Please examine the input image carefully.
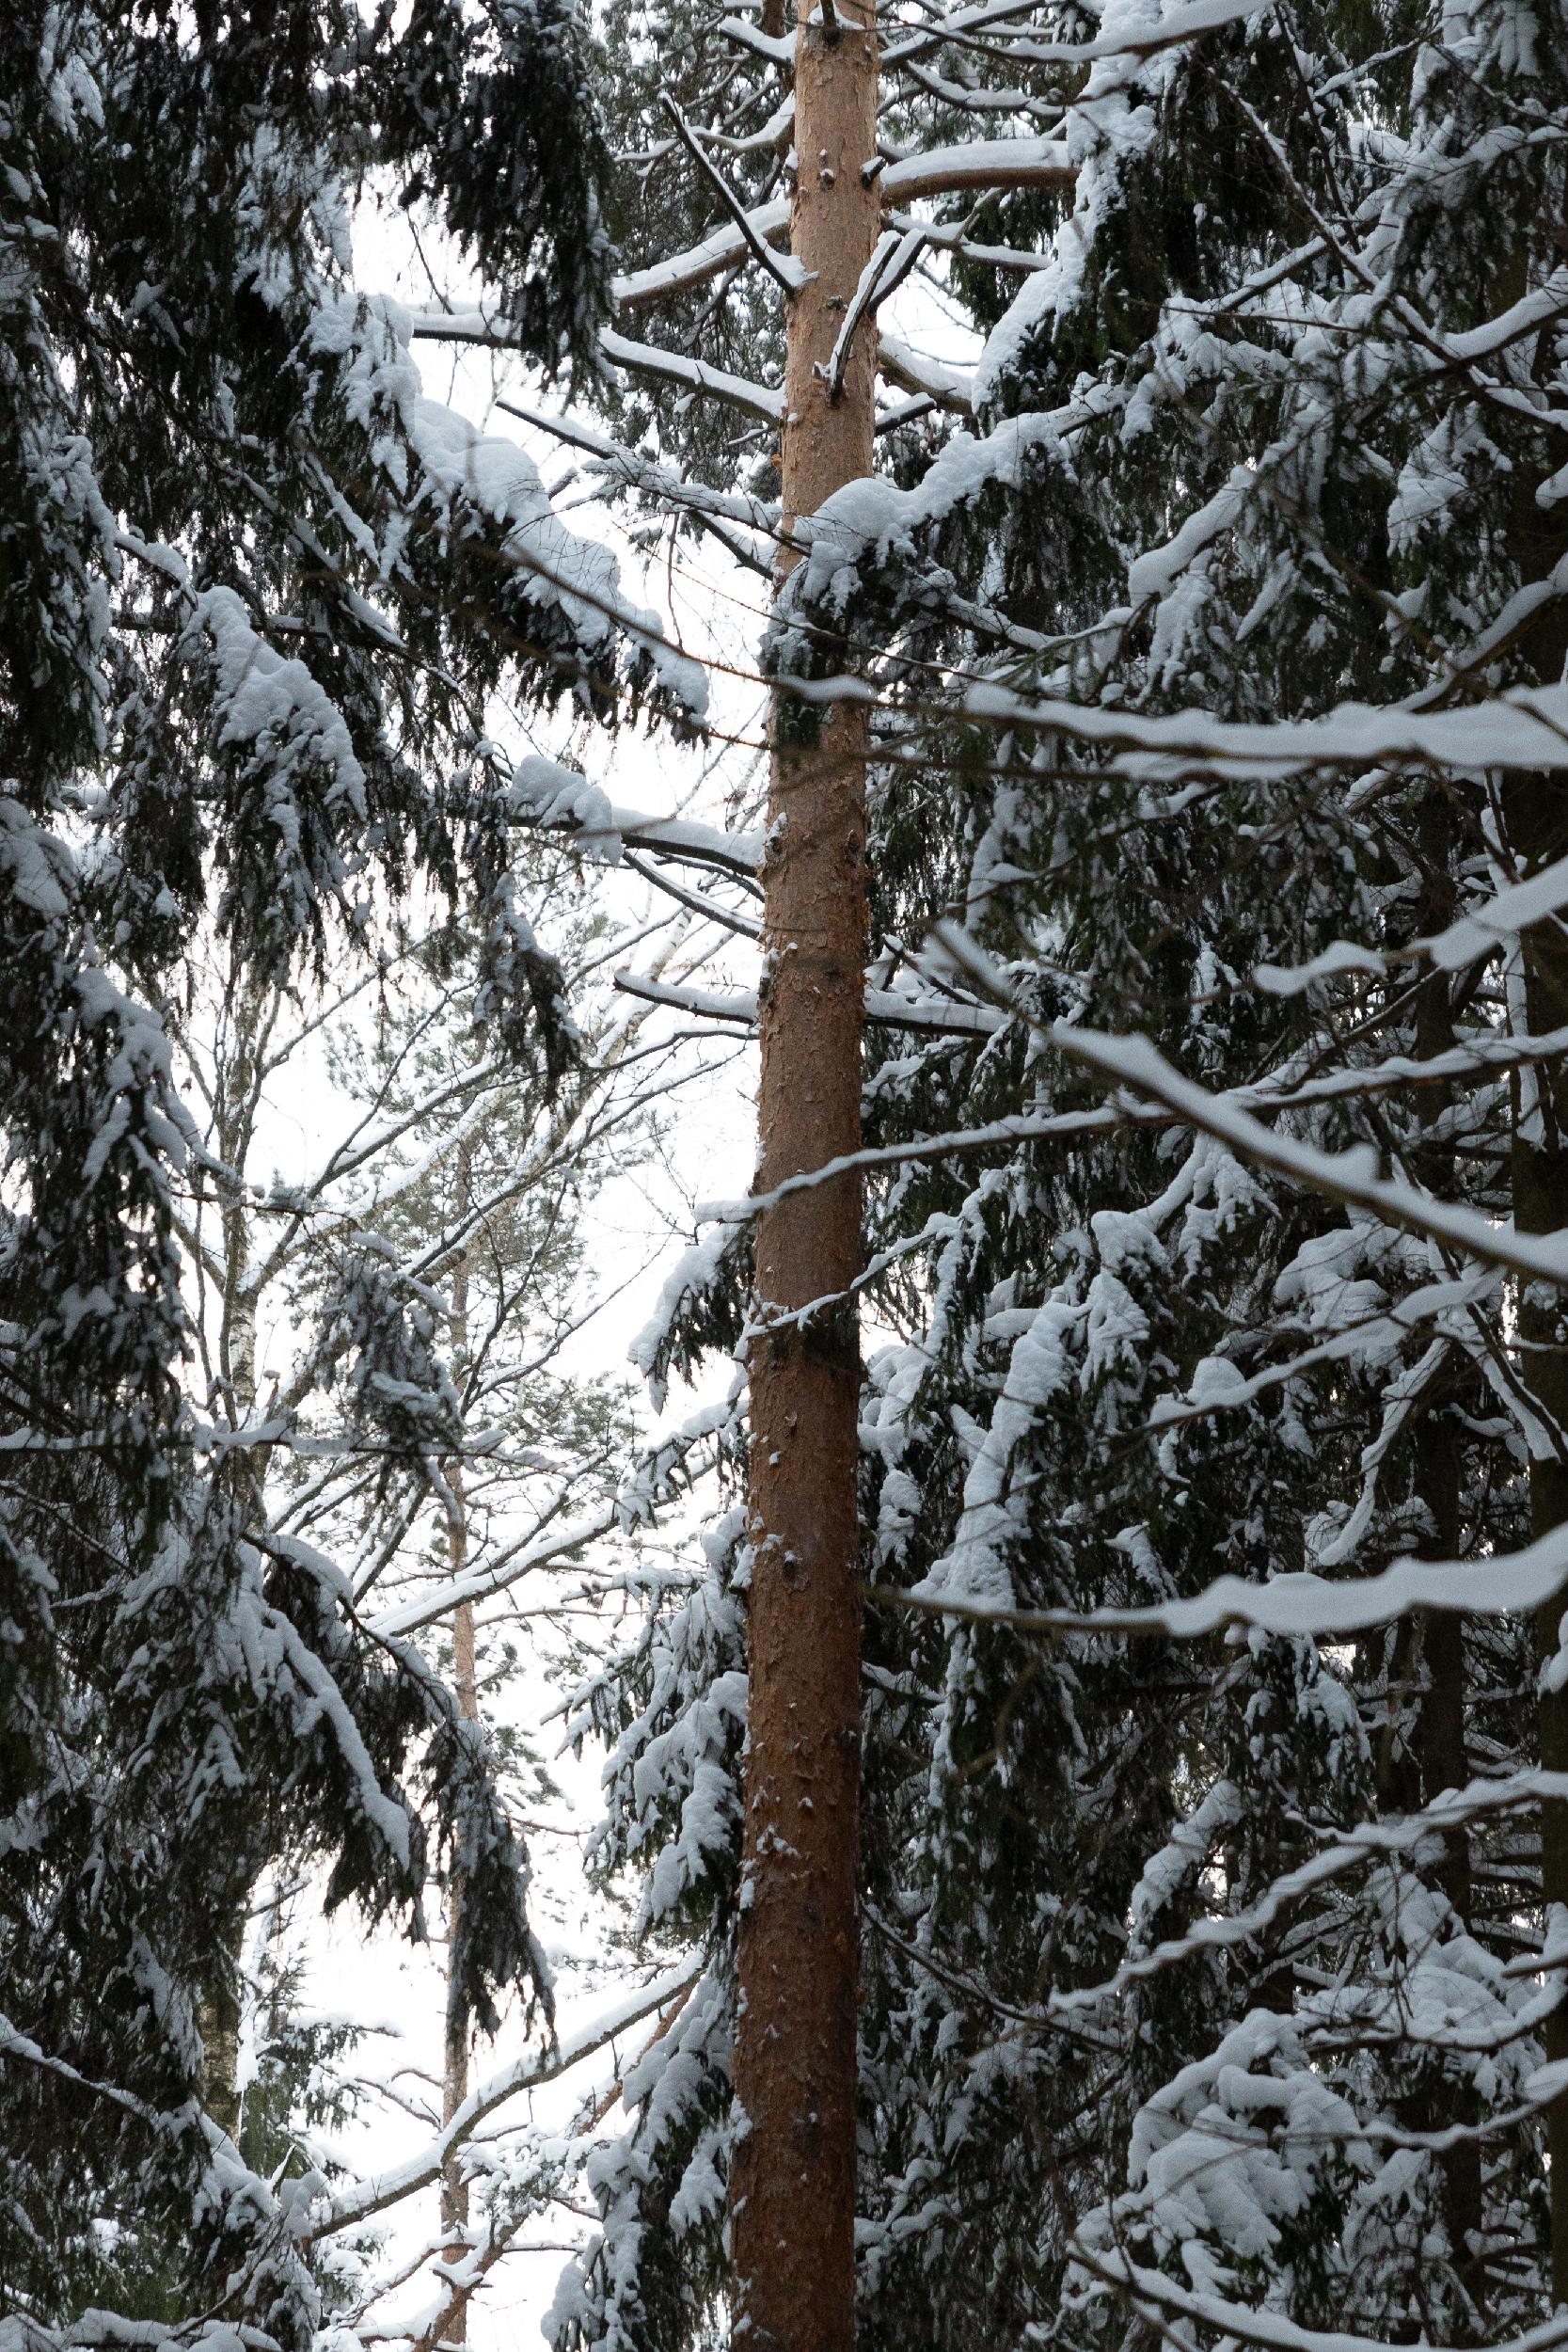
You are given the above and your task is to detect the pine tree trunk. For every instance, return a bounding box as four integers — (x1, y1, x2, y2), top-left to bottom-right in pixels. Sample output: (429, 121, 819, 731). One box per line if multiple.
(731, 7, 879, 2346)
(441, 1142, 478, 2340)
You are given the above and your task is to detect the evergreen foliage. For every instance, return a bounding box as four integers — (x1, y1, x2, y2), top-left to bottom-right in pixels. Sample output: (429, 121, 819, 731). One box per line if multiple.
(0, 2, 694, 2338)
(15, 0, 1568, 2344)
(521, 3, 1568, 2346)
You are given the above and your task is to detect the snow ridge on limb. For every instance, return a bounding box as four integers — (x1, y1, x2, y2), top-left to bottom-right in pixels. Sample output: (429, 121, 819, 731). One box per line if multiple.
(1052, 1023, 1568, 1288)
(882, 1518, 1568, 1643)
(310, 1958, 702, 2236)
(506, 753, 760, 874)
(609, 137, 1073, 310)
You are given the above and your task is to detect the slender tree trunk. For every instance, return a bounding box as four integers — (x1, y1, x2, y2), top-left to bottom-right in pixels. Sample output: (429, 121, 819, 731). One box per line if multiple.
(201, 967, 270, 2143)
(731, 7, 879, 2346)
(1407, 794, 1484, 2304)
(441, 1142, 479, 2339)
(1412, 799, 1469, 1922)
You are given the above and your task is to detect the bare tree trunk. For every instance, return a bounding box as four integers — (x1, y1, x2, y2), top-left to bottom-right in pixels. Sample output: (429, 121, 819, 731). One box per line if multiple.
(201, 965, 271, 2143)
(730, 7, 879, 2348)
(441, 1140, 479, 2340)
(1406, 794, 1483, 2304)
(1412, 802, 1468, 1919)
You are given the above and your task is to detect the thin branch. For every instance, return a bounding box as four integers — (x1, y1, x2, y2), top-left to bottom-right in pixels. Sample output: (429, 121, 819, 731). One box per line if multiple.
(659, 91, 805, 298)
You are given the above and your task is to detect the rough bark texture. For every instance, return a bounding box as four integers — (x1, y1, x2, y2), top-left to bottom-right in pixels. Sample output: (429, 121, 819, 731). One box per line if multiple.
(731, 7, 879, 2347)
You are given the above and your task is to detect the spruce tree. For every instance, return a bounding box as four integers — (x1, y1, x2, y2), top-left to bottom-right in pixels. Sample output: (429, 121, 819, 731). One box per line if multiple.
(0, 0, 703, 2338)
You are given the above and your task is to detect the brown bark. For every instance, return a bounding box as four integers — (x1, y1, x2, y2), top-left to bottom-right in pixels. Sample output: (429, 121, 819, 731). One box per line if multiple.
(730, 7, 879, 2347)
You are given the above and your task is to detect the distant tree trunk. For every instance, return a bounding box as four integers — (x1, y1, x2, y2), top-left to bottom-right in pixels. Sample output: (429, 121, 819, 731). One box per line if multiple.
(201, 967, 271, 2143)
(441, 1140, 479, 2339)
(730, 7, 879, 2348)
(1409, 791, 1482, 2302)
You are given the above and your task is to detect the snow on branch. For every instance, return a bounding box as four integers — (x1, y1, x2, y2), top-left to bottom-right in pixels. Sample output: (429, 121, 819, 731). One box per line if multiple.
(610, 138, 1071, 310)
(368, 1406, 724, 1636)
(308, 1959, 702, 2236)
(1051, 1024, 1568, 1290)
(601, 328, 784, 422)
(1042, 1766, 1568, 2028)
(959, 673, 1568, 777)
(881, 0, 1271, 71)
(614, 969, 1006, 1035)
(875, 1514, 1568, 1644)
(1069, 2241, 1568, 2352)
(504, 753, 763, 875)
(658, 92, 805, 300)
(493, 392, 784, 560)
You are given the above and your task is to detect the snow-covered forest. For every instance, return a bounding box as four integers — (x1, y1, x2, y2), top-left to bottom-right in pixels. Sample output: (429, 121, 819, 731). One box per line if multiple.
(8, 2, 1568, 2348)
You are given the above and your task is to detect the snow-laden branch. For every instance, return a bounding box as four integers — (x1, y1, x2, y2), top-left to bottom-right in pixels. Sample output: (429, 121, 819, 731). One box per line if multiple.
(1070, 2240, 1568, 2352)
(506, 754, 763, 876)
(716, 10, 793, 64)
(307, 1958, 702, 2235)
(873, 1512, 1568, 1644)
(959, 663, 1568, 776)
(876, 331, 974, 413)
(610, 137, 1070, 310)
(601, 327, 783, 422)
(367, 1400, 727, 1635)
(659, 91, 805, 299)
(685, 1017, 1568, 1231)
(366, 1501, 625, 1637)
(881, 0, 1270, 71)
(1042, 1765, 1568, 2028)
(495, 393, 784, 554)
(614, 969, 1006, 1035)
(1052, 1024, 1568, 1289)
(828, 228, 928, 401)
